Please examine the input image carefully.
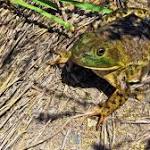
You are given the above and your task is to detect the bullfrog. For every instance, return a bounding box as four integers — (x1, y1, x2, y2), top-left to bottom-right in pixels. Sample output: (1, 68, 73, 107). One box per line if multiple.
(56, 8, 150, 129)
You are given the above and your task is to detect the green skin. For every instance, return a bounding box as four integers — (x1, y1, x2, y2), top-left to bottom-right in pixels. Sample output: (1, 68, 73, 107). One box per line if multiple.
(69, 12, 150, 126)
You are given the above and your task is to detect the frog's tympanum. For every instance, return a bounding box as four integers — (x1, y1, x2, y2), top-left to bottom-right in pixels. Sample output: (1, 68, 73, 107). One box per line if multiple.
(58, 8, 150, 128)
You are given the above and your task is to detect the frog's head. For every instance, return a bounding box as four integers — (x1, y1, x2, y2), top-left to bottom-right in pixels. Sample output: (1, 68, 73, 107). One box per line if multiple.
(71, 32, 126, 71)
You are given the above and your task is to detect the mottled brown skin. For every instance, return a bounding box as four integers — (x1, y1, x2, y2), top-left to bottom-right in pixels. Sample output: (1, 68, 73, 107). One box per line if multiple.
(69, 9, 150, 128)
(55, 8, 150, 128)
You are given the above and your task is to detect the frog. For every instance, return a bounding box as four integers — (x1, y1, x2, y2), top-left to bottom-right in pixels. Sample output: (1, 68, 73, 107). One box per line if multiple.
(55, 7, 150, 129)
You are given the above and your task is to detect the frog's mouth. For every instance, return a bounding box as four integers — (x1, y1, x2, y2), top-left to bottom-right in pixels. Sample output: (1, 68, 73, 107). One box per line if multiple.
(81, 65, 121, 71)
(72, 55, 121, 71)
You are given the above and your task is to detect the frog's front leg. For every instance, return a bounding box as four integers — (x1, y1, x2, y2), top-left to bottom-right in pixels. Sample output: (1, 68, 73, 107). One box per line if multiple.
(49, 51, 71, 65)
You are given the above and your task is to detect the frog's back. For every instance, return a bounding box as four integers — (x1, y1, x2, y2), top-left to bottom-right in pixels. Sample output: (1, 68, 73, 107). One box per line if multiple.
(96, 14, 150, 66)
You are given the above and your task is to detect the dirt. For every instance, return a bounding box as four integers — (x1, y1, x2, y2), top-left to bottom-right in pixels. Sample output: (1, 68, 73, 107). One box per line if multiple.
(0, 1, 150, 150)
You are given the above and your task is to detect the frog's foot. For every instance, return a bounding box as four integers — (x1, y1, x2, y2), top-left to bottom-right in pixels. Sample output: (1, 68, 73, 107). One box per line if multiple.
(49, 51, 71, 65)
(88, 106, 110, 130)
(88, 91, 128, 129)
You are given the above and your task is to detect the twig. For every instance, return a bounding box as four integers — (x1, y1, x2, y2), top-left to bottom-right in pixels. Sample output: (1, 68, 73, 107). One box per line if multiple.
(106, 121, 111, 148)
(0, 108, 16, 130)
(0, 84, 31, 117)
(0, 25, 30, 68)
(0, 100, 30, 149)
(0, 71, 14, 94)
(111, 114, 116, 146)
(121, 119, 150, 124)
(3, 117, 33, 150)
(31, 119, 51, 145)
(131, 131, 150, 148)
(60, 128, 71, 150)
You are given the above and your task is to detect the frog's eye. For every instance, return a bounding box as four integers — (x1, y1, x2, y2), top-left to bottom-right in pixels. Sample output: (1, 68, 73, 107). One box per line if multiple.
(97, 48, 105, 56)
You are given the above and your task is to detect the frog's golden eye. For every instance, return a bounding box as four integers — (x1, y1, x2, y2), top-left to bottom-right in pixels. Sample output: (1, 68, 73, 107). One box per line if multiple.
(97, 48, 105, 56)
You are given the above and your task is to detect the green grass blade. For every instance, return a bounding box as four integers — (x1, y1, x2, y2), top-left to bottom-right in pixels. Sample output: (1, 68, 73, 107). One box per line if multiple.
(32, 0, 58, 10)
(60, 0, 112, 14)
(10, 0, 74, 30)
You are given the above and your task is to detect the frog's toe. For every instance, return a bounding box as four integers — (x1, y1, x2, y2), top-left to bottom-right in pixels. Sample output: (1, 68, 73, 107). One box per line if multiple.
(89, 106, 108, 130)
(96, 115, 107, 130)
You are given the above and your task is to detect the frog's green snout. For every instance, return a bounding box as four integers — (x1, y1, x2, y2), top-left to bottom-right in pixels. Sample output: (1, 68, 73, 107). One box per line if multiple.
(71, 47, 122, 71)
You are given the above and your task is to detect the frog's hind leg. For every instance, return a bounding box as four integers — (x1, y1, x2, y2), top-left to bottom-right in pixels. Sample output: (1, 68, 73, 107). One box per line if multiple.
(89, 70, 130, 129)
(89, 89, 128, 129)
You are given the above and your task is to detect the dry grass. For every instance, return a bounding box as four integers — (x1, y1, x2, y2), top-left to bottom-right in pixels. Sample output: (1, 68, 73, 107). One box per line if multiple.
(0, 0, 150, 150)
